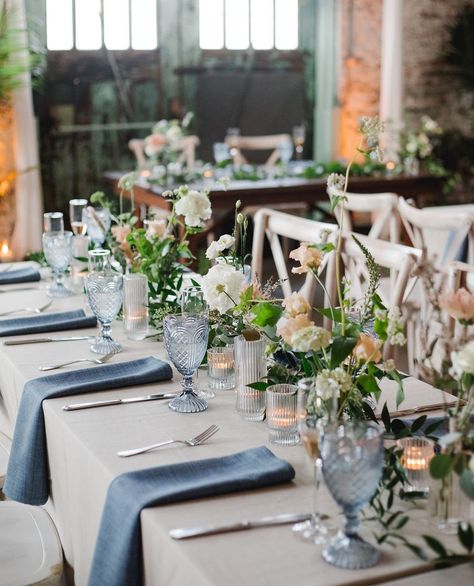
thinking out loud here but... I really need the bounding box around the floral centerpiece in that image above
[398,115,444,176]
[143,112,197,186]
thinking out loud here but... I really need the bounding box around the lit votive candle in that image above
[207,347,235,390]
[123,273,148,341]
[398,437,434,495]
[0,241,13,262]
[266,384,299,446]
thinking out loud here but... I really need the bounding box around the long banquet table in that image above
[0,267,467,586]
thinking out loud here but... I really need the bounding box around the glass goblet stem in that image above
[311,457,326,540]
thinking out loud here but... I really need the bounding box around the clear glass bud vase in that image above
[429,470,473,534]
[234,334,266,421]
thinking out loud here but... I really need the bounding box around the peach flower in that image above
[282,292,311,317]
[144,133,167,156]
[276,313,312,345]
[353,333,382,363]
[439,288,474,324]
[145,218,167,240]
[289,243,323,274]
[111,224,131,244]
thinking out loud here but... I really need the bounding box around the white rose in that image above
[290,325,331,352]
[452,340,474,375]
[166,125,183,145]
[201,263,246,314]
[175,190,212,228]
[145,218,167,240]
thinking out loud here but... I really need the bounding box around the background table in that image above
[0,272,467,586]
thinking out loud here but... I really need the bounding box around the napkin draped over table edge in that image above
[0,309,97,337]
[3,356,173,505]
[0,266,41,285]
[88,446,295,586]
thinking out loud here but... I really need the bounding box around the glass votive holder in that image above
[44,212,64,233]
[207,347,234,390]
[69,235,90,293]
[266,384,299,446]
[398,437,434,496]
[123,273,148,341]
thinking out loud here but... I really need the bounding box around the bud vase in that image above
[429,470,473,534]
[234,334,266,421]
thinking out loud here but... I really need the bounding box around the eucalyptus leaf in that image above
[429,454,454,479]
[460,468,474,501]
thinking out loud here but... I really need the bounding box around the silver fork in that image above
[38,351,115,371]
[0,300,52,316]
[117,424,220,458]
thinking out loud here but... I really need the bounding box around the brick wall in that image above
[337,0,474,160]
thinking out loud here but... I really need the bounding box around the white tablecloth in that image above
[0,271,466,585]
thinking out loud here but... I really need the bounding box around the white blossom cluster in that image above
[315,367,352,400]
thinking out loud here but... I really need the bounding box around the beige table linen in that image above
[0,276,467,586]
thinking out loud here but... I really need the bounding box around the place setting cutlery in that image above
[169,512,313,540]
[63,391,179,411]
[117,424,220,457]
[4,335,95,346]
[0,286,40,293]
[0,300,52,317]
[38,350,115,371]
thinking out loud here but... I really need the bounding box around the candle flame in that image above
[1,242,9,255]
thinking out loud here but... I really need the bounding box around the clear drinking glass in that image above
[266,384,299,446]
[69,199,88,235]
[42,230,73,298]
[277,141,293,167]
[69,234,90,293]
[213,142,231,164]
[83,207,111,246]
[207,347,235,390]
[226,127,240,157]
[43,212,64,233]
[292,125,305,160]
[163,314,209,413]
[123,273,148,341]
[293,377,337,543]
[321,421,384,570]
[234,334,267,421]
[86,249,123,354]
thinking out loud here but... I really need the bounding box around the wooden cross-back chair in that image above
[327,186,400,242]
[225,134,292,166]
[398,197,474,266]
[128,135,200,171]
[447,260,474,337]
[339,233,422,365]
[251,208,338,328]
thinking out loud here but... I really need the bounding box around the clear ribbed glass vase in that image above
[234,334,266,421]
[123,273,148,340]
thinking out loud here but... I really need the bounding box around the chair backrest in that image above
[398,197,474,266]
[447,260,474,337]
[327,186,400,242]
[340,233,422,361]
[251,208,338,327]
[128,135,200,171]
[225,134,292,166]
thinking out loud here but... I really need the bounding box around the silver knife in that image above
[0,287,39,293]
[169,513,312,540]
[63,393,178,411]
[4,336,94,346]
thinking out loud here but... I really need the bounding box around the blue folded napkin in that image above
[0,309,97,337]
[3,357,173,505]
[88,446,295,586]
[0,266,41,285]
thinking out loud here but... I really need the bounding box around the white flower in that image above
[166,124,183,145]
[375,308,387,320]
[175,189,212,228]
[290,325,331,352]
[452,340,474,375]
[327,173,346,192]
[382,359,396,372]
[391,332,406,346]
[387,306,406,346]
[205,234,235,260]
[315,367,352,400]
[201,263,246,314]
[145,218,167,240]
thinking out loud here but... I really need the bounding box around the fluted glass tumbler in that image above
[234,335,266,421]
[43,230,73,298]
[163,314,209,413]
[86,250,123,354]
[266,384,299,445]
[321,421,384,570]
[123,273,148,341]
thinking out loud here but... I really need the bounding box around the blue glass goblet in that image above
[321,421,384,569]
[163,314,209,413]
